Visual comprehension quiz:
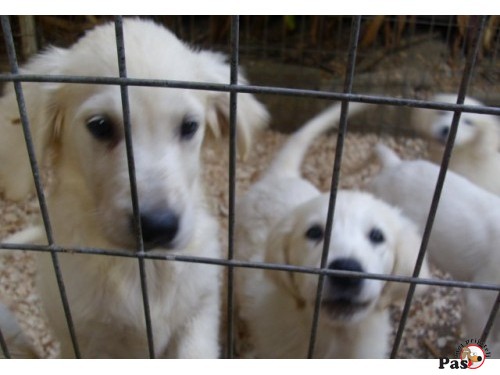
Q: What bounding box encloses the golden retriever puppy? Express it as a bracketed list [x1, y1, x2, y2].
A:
[412, 94, 500, 195]
[235, 103, 429, 358]
[369, 144, 500, 357]
[240, 192, 428, 358]
[0, 19, 269, 358]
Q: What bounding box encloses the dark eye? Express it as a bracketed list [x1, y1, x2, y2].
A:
[86, 115, 115, 141]
[368, 228, 385, 244]
[463, 118, 473, 126]
[179, 119, 199, 140]
[305, 224, 324, 242]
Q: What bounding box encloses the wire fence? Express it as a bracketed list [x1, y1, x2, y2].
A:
[0, 15, 499, 359]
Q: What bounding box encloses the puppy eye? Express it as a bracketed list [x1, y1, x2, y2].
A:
[86, 115, 115, 141]
[179, 119, 199, 140]
[305, 224, 324, 242]
[368, 228, 385, 244]
[463, 118, 473, 126]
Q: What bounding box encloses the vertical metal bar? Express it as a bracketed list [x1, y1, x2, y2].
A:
[307, 15, 362, 359]
[0, 15, 81, 359]
[480, 291, 500, 345]
[281, 16, 286, 61]
[491, 27, 499, 67]
[429, 15, 436, 37]
[390, 15, 487, 359]
[0, 328, 10, 358]
[225, 15, 239, 360]
[299, 16, 306, 63]
[113, 16, 155, 359]
[262, 16, 269, 59]
[445, 16, 454, 47]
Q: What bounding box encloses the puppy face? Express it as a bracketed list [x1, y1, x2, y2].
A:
[412, 94, 498, 148]
[265, 191, 425, 325]
[425, 110, 485, 146]
[53, 83, 207, 250]
[12, 19, 268, 250]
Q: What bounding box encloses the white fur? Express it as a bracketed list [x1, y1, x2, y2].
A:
[235, 103, 429, 358]
[412, 94, 500, 195]
[369, 144, 500, 357]
[0, 19, 269, 358]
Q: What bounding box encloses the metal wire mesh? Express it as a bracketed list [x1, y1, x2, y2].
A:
[0, 15, 499, 359]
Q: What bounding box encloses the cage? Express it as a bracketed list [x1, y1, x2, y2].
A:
[0, 15, 499, 359]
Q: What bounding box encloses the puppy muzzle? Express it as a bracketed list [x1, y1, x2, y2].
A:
[321, 258, 371, 322]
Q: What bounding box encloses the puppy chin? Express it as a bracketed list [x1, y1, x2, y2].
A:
[321, 298, 374, 325]
[102, 223, 194, 252]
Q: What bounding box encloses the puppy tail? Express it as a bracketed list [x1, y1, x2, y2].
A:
[265, 101, 369, 179]
[0, 301, 37, 358]
[374, 143, 402, 169]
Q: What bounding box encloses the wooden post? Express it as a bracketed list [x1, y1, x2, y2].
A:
[18, 16, 38, 60]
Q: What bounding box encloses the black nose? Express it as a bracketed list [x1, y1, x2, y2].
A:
[328, 258, 364, 292]
[138, 210, 179, 249]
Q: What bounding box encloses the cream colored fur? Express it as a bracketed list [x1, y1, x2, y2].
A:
[235, 103, 429, 358]
[369, 144, 500, 357]
[412, 94, 500, 195]
[0, 19, 269, 358]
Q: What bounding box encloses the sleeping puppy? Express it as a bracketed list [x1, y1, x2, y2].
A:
[368, 144, 500, 357]
[412, 93, 500, 195]
[0, 19, 269, 358]
[235, 103, 429, 358]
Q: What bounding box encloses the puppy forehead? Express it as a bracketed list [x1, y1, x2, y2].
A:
[61, 19, 206, 81]
[295, 192, 399, 234]
[128, 87, 205, 120]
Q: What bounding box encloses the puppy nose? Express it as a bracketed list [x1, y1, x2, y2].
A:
[139, 210, 179, 249]
[328, 258, 364, 291]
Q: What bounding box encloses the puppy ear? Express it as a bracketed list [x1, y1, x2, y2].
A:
[380, 216, 431, 307]
[197, 50, 269, 160]
[0, 47, 65, 201]
[264, 216, 297, 295]
[474, 115, 500, 151]
[411, 106, 436, 139]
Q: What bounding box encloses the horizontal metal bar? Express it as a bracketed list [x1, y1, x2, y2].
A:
[0, 73, 499, 116]
[1, 243, 499, 293]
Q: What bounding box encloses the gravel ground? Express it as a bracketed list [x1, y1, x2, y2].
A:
[0, 129, 464, 359]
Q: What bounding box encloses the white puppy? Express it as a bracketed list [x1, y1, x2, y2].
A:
[235, 103, 429, 358]
[369, 144, 500, 356]
[412, 93, 500, 195]
[0, 19, 269, 358]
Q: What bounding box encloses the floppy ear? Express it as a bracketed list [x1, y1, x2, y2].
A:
[197, 50, 269, 160]
[473, 115, 500, 152]
[0, 47, 66, 201]
[380, 217, 431, 307]
[263, 217, 300, 297]
[411, 105, 436, 139]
